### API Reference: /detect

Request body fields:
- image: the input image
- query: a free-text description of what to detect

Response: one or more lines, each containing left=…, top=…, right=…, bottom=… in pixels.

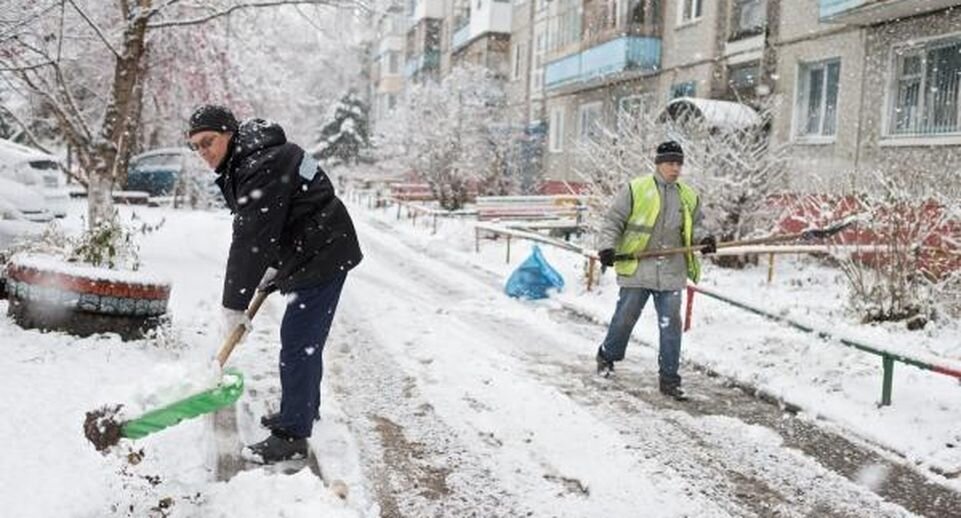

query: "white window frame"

left=676, top=0, right=703, bottom=26
left=578, top=101, right=603, bottom=142
left=549, top=106, right=566, bottom=152
left=883, top=34, right=961, bottom=142
left=793, top=58, right=841, bottom=142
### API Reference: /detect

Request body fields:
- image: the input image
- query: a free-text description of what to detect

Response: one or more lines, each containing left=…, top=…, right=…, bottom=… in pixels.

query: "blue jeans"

left=275, top=272, right=347, bottom=438
left=599, top=287, right=683, bottom=386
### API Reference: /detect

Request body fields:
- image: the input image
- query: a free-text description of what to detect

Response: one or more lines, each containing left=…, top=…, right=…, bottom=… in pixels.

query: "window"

left=387, top=52, right=399, bottom=74
left=728, top=62, right=759, bottom=90
left=549, top=107, right=565, bottom=152
left=677, top=0, right=702, bottom=25
left=511, top=43, right=524, bottom=81
left=629, top=0, right=661, bottom=28
left=608, top=0, right=619, bottom=28
left=731, top=0, right=765, bottom=39
left=670, top=81, right=696, bottom=99
left=795, top=59, right=840, bottom=138
left=548, top=0, right=581, bottom=52
left=617, top=94, right=653, bottom=132
left=578, top=102, right=603, bottom=142
left=889, top=38, right=961, bottom=136
left=534, top=32, right=545, bottom=68
left=387, top=94, right=397, bottom=110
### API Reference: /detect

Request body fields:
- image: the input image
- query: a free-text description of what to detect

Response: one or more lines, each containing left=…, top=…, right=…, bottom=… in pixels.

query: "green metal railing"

left=686, top=284, right=961, bottom=406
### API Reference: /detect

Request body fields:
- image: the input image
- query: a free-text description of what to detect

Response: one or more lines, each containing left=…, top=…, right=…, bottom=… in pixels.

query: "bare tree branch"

left=0, top=1, right=61, bottom=43
left=0, top=102, right=54, bottom=153
left=66, top=0, right=121, bottom=59
left=145, top=0, right=353, bottom=29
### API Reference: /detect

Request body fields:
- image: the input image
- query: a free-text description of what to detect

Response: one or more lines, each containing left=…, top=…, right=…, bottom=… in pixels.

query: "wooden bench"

left=389, top=182, right=435, bottom=203
left=475, top=195, right=586, bottom=223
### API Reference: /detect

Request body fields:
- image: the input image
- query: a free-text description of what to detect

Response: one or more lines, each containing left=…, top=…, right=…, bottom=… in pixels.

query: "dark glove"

left=598, top=249, right=616, bottom=267
left=698, top=236, right=717, bottom=255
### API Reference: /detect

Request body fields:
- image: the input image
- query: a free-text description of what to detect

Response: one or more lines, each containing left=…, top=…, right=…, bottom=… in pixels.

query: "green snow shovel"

left=84, top=282, right=272, bottom=452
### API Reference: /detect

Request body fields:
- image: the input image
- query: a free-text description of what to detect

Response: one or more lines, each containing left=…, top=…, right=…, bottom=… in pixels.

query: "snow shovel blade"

left=799, top=216, right=857, bottom=240
left=120, top=368, right=245, bottom=439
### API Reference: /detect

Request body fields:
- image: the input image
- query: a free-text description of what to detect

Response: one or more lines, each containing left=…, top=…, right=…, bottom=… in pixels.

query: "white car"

left=0, top=138, right=71, bottom=217
left=0, top=177, right=55, bottom=223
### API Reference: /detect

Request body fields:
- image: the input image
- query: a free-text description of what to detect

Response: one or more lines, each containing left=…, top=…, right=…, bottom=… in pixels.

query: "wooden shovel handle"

left=215, top=289, right=270, bottom=368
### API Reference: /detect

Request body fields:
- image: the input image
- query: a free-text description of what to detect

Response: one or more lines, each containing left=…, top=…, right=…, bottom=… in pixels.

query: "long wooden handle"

left=614, top=232, right=809, bottom=261
left=215, top=289, right=270, bottom=367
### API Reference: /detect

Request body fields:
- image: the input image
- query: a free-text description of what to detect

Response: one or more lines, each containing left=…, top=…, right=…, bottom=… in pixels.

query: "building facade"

left=367, top=0, right=961, bottom=188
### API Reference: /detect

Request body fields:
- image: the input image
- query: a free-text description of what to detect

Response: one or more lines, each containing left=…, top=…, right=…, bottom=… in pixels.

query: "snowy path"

left=4, top=202, right=959, bottom=517
left=313, top=212, right=934, bottom=517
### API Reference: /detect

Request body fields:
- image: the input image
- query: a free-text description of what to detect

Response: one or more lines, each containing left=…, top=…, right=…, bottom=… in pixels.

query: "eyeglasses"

left=188, top=134, right=218, bottom=152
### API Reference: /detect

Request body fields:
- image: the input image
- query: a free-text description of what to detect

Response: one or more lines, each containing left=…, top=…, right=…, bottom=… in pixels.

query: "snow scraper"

left=613, top=216, right=857, bottom=263
left=84, top=272, right=274, bottom=452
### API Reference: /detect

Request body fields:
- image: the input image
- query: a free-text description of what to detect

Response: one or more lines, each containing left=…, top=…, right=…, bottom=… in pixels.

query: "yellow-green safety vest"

left=614, top=175, right=701, bottom=283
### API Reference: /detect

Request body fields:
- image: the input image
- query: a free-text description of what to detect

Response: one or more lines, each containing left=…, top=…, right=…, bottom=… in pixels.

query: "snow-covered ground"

left=1, top=197, right=959, bottom=517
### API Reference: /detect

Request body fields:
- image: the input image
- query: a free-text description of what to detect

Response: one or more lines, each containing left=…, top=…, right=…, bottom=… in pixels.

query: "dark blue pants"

left=275, top=272, right=346, bottom=438
left=599, top=287, right=683, bottom=387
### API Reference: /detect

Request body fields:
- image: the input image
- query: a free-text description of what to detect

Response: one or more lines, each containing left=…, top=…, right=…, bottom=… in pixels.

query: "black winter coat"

left=215, top=119, right=362, bottom=310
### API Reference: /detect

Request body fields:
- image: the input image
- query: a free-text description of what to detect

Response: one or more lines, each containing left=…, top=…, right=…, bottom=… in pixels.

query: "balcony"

left=452, top=24, right=470, bottom=51
left=820, top=0, right=958, bottom=25
left=544, top=36, right=660, bottom=91
left=404, top=50, right=440, bottom=78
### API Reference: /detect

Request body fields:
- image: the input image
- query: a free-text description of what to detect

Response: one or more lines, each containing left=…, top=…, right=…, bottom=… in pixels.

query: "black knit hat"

left=188, top=104, right=239, bottom=136
left=655, top=141, right=684, bottom=165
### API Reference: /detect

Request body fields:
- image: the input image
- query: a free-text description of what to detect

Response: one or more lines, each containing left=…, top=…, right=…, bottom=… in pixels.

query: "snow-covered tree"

left=0, top=0, right=360, bottom=229
left=312, top=91, right=370, bottom=165
left=384, top=64, right=513, bottom=210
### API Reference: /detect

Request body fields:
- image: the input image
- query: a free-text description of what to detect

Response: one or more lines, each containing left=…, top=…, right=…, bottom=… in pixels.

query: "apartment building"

left=369, top=6, right=408, bottom=125
left=775, top=0, right=961, bottom=188
left=368, top=1, right=961, bottom=187
left=444, top=0, right=513, bottom=76
left=405, top=0, right=444, bottom=84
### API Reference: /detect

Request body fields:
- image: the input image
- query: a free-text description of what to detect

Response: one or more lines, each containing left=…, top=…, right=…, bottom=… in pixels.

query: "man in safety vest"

left=595, top=141, right=716, bottom=400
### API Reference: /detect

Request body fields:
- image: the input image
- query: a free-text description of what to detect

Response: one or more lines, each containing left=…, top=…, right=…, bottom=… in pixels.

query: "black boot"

left=659, top=381, right=688, bottom=401
left=242, top=431, right=308, bottom=464
left=596, top=348, right=614, bottom=378
left=260, top=412, right=281, bottom=429
left=260, top=411, right=320, bottom=429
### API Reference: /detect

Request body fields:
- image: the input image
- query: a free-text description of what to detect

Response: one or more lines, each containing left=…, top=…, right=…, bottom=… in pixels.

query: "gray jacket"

left=597, top=172, right=705, bottom=291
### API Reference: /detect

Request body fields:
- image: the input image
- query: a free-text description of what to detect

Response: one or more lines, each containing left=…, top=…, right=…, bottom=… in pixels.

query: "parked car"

left=0, top=138, right=70, bottom=217
left=0, top=194, right=47, bottom=298
left=127, top=148, right=219, bottom=208
left=0, top=177, right=55, bottom=223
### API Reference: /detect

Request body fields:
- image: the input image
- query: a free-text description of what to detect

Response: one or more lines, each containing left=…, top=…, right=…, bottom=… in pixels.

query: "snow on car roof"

left=0, top=138, right=60, bottom=164
left=131, top=147, right=190, bottom=160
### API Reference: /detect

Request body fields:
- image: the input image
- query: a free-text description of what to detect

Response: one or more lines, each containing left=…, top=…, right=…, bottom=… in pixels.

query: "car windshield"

left=133, top=154, right=182, bottom=169
left=27, top=160, right=60, bottom=171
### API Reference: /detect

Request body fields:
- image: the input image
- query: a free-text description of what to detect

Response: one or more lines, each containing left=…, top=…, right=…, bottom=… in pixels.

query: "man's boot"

left=659, top=380, right=688, bottom=401
left=242, top=430, right=308, bottom=464
left=596, top=348, right=614, bottom=378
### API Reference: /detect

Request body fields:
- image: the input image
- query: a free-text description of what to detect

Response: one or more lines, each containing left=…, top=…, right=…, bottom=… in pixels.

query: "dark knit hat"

left=655, top=141, right=684, bottom=164
left=188, top=104, right=239, bottom=136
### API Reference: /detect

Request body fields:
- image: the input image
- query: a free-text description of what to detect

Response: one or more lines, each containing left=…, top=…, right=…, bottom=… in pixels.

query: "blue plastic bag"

left=504, top=245, right=565, bottom=300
